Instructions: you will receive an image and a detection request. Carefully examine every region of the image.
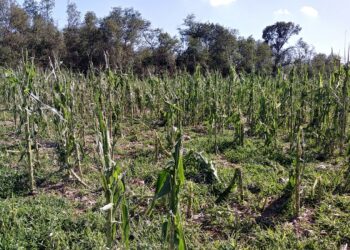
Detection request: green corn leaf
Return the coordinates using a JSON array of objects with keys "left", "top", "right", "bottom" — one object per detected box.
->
[
  {"left": 100, "top": 174, "right": 108, "bottom": 191},
  {"left": 175, "top": 213, "right": 186, "bottom": 250},
  {"left": 161, "top": 221, "right": 169, "bottom": 242},
  {"left": 148, "top": 170, "right": 171, "bottom": 215},
  {"left": 121, "top": 197, "right": 130, "bottom": 249},
  {"left": 177, "top": 154, "right": 185, "bottom": 186},
  {"left": 112, "top": 164, "right": 122, "bottom": 180},
  {"left": 155, "top": 170, "right": 171, "bottom": 199},
  {"left": 216, "top": 168, "right": 240, "bottom": 203}
]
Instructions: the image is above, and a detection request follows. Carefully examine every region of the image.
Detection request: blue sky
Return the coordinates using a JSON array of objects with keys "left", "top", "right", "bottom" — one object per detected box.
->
[{"left": 19, "top": 0, "right": 350, "bottom": 57}]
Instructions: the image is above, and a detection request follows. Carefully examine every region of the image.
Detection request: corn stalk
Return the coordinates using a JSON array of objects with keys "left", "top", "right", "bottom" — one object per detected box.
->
[
  {"left": 148, "top": 133, "right": 186, "bottom": 250},
  {"left": 95, "top": 90, "right": 130, "bottom": 249}
]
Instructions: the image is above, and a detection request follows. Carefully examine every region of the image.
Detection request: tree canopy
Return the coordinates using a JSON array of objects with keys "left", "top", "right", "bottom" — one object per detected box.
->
[
  {"left": 0, "top": 1, "right": 340, "bottom": 76},
  {"left": 262, "top": 21, "right": 302, "bottom": 73}
]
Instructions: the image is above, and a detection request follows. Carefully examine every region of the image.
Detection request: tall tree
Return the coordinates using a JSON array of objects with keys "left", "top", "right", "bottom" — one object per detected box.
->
[
  {"left": 66, "top": 1, "right": 80, "bottom": 28},
  {"left": 255, "top": 41, "right": 273, "bottom": 74},
  {"left": 23, "top": 0, "right": 39, "bottom": 18},
  {"left": 39, "top": 0, "right": 55, "bottom": 22},
  {"left": 79, "top": 11, "right": 102, "bottom": 70},
  {"left": 0, "top": 0, "right": 9, "bottom": 18},
  {"left": 177, "top": 14, "right": 210, "bottom": 72},
  {"left": 311, "top": 53, "right": 327, "bottom": 75},
  {"left": 0, "top": 1, "right": 38, "bottom": 66},
  {"left": 0, "top": 3, "right": 30, "bottom": 66},
  {"left": 28, "top": 14, "right": 63, "bottom": 65},
  {"left": 0, "top": 0, "right": 10, "bottom": 65},
  {"left": 178, "top": 14, "right": 238, "bottom": 74},
  {"left": 295, "top": 38, "right": 314, "bottom": 64},
  {"left": 262, "top": 21, "right": 301, "bottom": 74},
  {"left": 63, "top": 1, "right": 81, "bottom": 69},
  {"left": 139, "top": 28, "right": 180, "bottom": 74},
  {"left": 100, "top": 7, "right": 150, "bottom": 70},
  {"left": 0, "top": 0, "right": 9, "bottom": 33},
  {"left": 237, "top": 36, "right": 257, "bottom": 73}
]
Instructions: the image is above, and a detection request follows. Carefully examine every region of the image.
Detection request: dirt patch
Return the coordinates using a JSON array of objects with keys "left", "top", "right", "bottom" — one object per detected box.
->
[{"left": 42, "top": 182, "right": 99, "bottom": 211}]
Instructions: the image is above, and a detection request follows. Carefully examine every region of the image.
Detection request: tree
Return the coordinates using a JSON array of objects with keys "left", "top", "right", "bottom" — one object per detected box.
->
[
  {"left": 39, "top": 0, "right": 55, "bottom": 22},
  {"left": 0, "top": 0, "right": 10, "bottom": 35},
  {"left": 237, "top": 36, "right": 257, "bottom": 73},
  {"left": 23, "top": 0, "right": 39, "bottom": 18},
  {"left": 255, "top": 41, "right": 273, "bottom": 74},
  {"left": 177, "top": 15, "right": 211, "bottom": 73},
  {"left": 295, "top": 38, "right": 314, "bottom": 64},
  {"left": 23, "top": 0, "right": 63, "bottom": 66},
  {"left": 138, "top": 28, "right": 180, "bottom": 74},
  {"left": 78, "top": 11, "right": 104, "bottom": 71},
  {"left": 0, "top": 2, "right": 30, "bottom": 66},
  {"left": 0, "top": 0, "right": 9, "bottom": 20},
  {"left": 207, "top": 23, "right": 238, "bottom": 75},
  {"left": 178, "top": 14, "right": 238, "bottom": 74},
  {"left": 310, "top": 53, "right": 341, "bottom": 77},
  {"left": 262, "top": 21, "right": 301, "bottom": 74},
  {"left": 0, "top": 0, "right": 10, "bottom": 65},
  {"left": 100, "top": 7, "right": 150, "bottom": 70},
  {"left": 311, "top": 53, "right": 327, "bottom": 75},
  {"left": 28, "top": 14, "right": 63, "bottom": 65},
  {"left": 63, "top": 1, "right": 81, "bottom": 70},
  {"left": 66, "top": 1, "right": 80, "bottom": 28}
]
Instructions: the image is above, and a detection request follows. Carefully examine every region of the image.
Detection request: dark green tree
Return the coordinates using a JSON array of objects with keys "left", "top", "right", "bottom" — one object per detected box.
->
[
  {"left": 0, "top": 2, "right": 30, "bottom": 66},
  {"left": 100, "top": 7, "right": 150, "bottom": 70},
  {"left": 262, "top": 21, "right": 301, "bottom": 74},
  {"left": 79, "top": 11, "right": 103, "bottom": 70},
  {"left": 63, "top": 1, "right": 82, "bottom": 70},
  {"left": 311, "top": 53, "right": 327, "bottom": 75},
  {"left": 255, "top": 41, "right": 273, "bottom": 74},
  {"left": 178, "top": 14, "right": 238, "bottom": 74},
  {"left": 140, "top": 28, "right": 180, "bottom": 74},
  {"left": 28, "top": 14, "right": 63, "bottom": 65},
  {"left": 237, "top": 36, "right": 257, "bottom": 73}
]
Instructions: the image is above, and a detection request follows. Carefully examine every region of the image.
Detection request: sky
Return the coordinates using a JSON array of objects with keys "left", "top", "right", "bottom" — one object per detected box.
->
[{"left": 19, "top": 0, "right": 350, "bottom": 57}]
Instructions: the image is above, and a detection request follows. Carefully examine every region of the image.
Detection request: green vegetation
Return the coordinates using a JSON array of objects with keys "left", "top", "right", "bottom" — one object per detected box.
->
[
  {"left": 0, "top": 1, "right": 349, "bottom": 249},
  {"left": 1, "top": 61, "right": 350, "bottom": 249},
  {"left": 0, "top": 0, "right": 341, "bottom": 76}
]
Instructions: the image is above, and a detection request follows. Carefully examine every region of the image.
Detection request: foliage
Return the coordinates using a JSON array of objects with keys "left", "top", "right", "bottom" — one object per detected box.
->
[
  {"left": 0, "top": 1, "right": 336, "bottom": 76},
  {"left": 148, "top": 134, "right": 186, "bottom": 250},
  {"left": 0, "top": 57, "right": 350, "bottom": 249}
]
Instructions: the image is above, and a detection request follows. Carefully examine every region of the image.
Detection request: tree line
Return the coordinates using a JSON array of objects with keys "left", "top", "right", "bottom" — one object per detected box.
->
[{"left": 0, "top": 0, "right": 342, "bottom": 76}]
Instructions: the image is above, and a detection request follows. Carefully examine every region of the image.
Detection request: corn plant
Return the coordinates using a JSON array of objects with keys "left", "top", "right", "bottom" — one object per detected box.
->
[
  {"left": 311, "top": 176, "right": 325, "bottom": 201},
  {"left": 164, "top": 100, "right": 182, "bottom": 148},
  {"left": 339, "top": 65, "right": 349, "bottom": 154},
  {"left": 148, "top": 133, "right": 186, "bottom": 250},
  {"left": 230, "top": 110, "right": 244, "bottom": 147},
  {"left": 294, "top": 127, "right": 304, "bottom": 217},
  {"left": 186, "top": 181, "right": 194, "bottom": 219},
  {"left": 95, "top": 90, "right": 130, "bottom": 249},
  {"left": 336, "top": 127, "right": 350, "bottom": 194},
  {"left": 20, "top": 59, "right": 37, "bottom": 194},
  {"left": 52, "top": 70, "right": 87, "bottom": 186},
  {"left": 216, "top": 167, "right": 243, "bottom": 204},
  {"left": 183, "top": 150, "right": 220, "bottom": 184},
  {"left": 2, "top": 69, "right": 20, "bottom": 129},
  {"left": 2, "top": 67, "right": 35, "bottom": 193}
]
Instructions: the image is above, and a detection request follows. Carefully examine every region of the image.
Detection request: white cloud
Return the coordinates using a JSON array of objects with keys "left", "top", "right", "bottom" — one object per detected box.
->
[
  {"left": 300, "top": 6, "right": 318, "bottom": 18},
  {"left": 209, "top": 0, "right": 236, "bottom": 7},
  {"left": 274, "top": 9, "right": 291, "bottom": 16}
]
